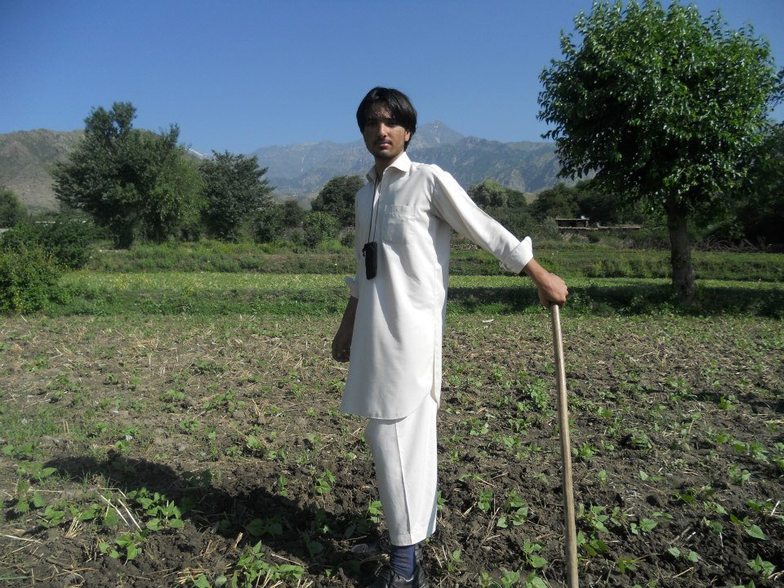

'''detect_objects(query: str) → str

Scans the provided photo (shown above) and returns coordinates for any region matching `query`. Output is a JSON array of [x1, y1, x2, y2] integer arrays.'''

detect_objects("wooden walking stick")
[[550, 304, 579, 587]]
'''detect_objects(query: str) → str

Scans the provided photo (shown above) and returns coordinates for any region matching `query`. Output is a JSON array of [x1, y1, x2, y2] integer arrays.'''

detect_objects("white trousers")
[[365, 395, 439, 546]]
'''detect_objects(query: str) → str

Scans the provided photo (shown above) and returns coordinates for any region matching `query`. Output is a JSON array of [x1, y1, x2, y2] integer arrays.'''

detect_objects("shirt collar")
[[366, 151, 412, 182]]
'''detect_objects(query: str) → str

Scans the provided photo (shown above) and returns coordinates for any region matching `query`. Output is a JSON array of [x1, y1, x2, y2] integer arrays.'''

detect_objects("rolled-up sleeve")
[[432, 168, 533, 274], [499, 236, 533, 274]]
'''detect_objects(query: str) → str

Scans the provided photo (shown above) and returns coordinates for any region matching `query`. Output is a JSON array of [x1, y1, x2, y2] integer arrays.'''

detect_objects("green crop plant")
[[616, 555, 639, 574], [99, 531, 144, 561], [445, 548, 464, 574], [479, 570, 516, 587], [497, 490, 529, 529], [365, 499, 383, 525], [520, 378, 551, 412], [747, 555, 775, 580], [226, 540, 305, 587], [728, 465, 752, 486], [477, 489, 494, 513], [127, 488, 185, 531], [521, 540, 547, 570], [244, 434, 265, 456], [630, 517, 658, 535], [576, 441, 597, 461], [668, 546, 700, 563], [314, 469, 336, 496], [13, 479, 45, 516], [179, 418, 200, 434], [161, 388, 187, 404], [468, 416, 491, 437], [246, 516, 283, 538], [730, 514, 767, 540], [577, 503, 611, 558]]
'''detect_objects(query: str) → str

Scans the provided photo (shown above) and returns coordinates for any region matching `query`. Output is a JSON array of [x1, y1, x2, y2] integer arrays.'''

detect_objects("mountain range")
[[253, 122, 563, 201], [0, 123, 563, 212]]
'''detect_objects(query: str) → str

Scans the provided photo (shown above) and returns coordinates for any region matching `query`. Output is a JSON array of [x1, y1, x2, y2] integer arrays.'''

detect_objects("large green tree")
[[468, 179, 509, 208], [538, 0, 782, 303], [53, 102, 203, 247], [310, 175, 363, 228], [199, 152, 273, 241], [530, 183, 580, 221]]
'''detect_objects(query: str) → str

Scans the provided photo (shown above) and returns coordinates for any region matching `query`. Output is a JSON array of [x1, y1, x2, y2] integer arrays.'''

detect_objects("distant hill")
[[0, 123, 564, 212], [0, 129, 82, 212], [253, 122, 563, 201]]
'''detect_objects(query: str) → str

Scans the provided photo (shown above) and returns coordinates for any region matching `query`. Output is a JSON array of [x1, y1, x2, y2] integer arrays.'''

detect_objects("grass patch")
[[55, 272, 784, 318], [87, 240, 784, 282]]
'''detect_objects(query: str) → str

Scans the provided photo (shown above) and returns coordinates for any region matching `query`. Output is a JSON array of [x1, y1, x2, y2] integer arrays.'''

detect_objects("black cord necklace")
[[362, 173, 381, 279]]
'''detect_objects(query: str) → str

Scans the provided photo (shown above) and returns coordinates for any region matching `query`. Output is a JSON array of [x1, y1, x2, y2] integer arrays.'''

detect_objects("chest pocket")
[[381, 205, 416, 245]]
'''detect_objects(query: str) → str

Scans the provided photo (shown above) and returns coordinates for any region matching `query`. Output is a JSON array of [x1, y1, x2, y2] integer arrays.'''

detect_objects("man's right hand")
[[332, 329, 352, 362], [521, 258, 569, 307], [332, 297, 358, 362]]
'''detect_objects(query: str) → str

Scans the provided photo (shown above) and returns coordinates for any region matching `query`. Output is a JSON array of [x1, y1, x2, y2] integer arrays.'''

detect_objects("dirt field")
[[1, 311, 782, 586]]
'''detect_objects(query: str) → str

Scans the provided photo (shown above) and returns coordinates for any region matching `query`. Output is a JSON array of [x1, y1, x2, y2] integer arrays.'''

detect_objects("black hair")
[[356, 87, 417, 147]]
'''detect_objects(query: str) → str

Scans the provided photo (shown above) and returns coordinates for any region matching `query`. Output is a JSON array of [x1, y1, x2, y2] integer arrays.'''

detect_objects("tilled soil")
[[1, 312, 782, 586]]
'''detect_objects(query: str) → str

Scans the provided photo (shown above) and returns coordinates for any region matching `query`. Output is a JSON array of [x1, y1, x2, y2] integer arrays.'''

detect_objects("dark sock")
[[390, 543, 416, 579]]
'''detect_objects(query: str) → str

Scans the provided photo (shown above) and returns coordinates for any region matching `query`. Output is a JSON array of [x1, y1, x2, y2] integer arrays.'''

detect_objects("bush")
[[530, 217, 562, 241], [484, 206, 536, 238], [253, 205, 285, 244], [0, 218, 95, 269], [0, 187, 26, 228], [38, 218, 96, 269], [303, 212, 339, 249], [0, 245, 63, 313], [340, 228, 355, 249], [0, 222, 40, 253]]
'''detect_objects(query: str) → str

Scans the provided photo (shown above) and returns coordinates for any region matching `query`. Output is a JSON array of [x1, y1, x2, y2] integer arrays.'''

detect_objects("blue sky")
[[2, 0, 782, 155]]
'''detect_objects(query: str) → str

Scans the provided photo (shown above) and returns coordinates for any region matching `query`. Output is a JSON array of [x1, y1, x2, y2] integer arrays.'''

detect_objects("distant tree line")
[[2, 117, 782, 254], [7, 101, 357, 251]]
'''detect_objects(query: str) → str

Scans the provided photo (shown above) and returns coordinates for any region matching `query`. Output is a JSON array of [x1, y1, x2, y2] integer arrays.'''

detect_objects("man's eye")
[[367, 117, 398, 127]]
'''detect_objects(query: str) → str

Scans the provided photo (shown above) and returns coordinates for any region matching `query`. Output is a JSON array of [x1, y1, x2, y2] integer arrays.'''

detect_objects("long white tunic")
[[341, 152, 533, 419]]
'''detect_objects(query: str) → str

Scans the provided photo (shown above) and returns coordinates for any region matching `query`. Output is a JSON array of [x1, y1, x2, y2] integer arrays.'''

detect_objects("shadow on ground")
[[45, 453, 377, 584], [448, 283, 784, 317]]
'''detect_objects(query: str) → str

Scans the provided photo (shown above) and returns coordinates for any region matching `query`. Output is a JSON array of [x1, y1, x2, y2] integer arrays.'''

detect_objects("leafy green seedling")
[[522, 540, 547, 570], [368, 500, 383, 524], [747, 555, 775, 579], [477, 489, 493, 513], [314, 469, 336, 496]]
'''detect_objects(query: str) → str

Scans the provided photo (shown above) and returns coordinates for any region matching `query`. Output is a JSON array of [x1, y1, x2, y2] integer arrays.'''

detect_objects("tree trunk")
[[665, 202, 696, 305], [112, 218, 138, 249]]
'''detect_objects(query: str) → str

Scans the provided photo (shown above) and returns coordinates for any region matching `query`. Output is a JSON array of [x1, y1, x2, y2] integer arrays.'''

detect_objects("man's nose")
[[374, 121, 390, 134]]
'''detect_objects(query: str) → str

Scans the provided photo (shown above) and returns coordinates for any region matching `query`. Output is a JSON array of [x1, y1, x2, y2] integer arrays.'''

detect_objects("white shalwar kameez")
[[341, 152, 533, 545]]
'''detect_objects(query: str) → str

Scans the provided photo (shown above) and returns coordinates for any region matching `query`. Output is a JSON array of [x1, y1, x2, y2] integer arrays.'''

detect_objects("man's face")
[[362, 105, 411, 167]]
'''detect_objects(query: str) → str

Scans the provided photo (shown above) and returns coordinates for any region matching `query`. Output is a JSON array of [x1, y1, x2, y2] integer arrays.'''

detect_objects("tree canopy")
[[200, 152, 273, 241], [468, 179, 509, 208], [310, 175, 363, 228], [538, 0, 782, 302], [53, 102, 203, 247]]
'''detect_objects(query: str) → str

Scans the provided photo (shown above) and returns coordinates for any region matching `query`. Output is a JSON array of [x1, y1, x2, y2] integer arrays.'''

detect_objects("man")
[[332, 87, 568, 587]]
